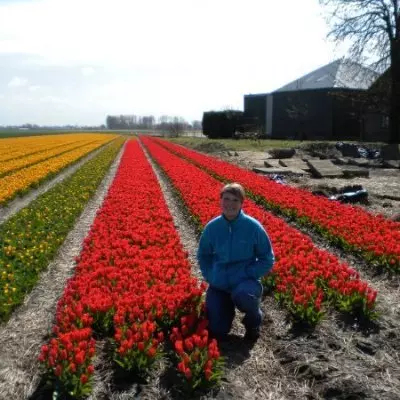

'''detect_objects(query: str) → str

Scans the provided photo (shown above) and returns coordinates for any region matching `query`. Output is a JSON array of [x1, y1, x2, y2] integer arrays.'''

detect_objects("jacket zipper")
[[227, 223, 233, 288]]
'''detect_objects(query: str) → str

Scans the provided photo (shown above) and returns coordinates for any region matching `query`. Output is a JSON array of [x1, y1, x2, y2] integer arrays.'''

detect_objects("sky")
[[0, 0, 345, 126]]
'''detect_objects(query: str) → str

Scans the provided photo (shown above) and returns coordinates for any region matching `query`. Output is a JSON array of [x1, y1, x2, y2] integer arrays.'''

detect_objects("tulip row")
[[0, 137, 104, 177], [39, 140, 222, 398], [141, 137, 377, 325], [0, 133, 96, 162], [170, 313, 224, 390], [152, 138, 400, 273], [0, 137, 125, 322], [0, 134, 118, 206]]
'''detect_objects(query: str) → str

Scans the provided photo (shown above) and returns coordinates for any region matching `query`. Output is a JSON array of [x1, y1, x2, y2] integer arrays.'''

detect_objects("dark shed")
[[244, 58, 379, 140]]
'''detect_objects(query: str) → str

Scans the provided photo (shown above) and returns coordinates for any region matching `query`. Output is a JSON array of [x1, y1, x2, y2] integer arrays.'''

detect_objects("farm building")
[[244, 58, 387, 141]]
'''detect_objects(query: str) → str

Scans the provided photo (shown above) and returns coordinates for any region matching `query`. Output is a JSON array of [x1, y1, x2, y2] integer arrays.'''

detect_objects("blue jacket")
[[197, 210, 275, 292]]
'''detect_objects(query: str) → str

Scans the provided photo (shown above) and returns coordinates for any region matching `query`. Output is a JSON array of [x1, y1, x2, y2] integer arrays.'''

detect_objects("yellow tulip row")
[[0, 134, 118, 205], [0, 138, 102, 177], [0, 133, 100, 162]]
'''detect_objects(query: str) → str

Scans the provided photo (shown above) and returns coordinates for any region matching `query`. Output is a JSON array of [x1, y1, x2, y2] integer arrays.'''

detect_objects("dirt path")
[[0, 144, 125, 400]]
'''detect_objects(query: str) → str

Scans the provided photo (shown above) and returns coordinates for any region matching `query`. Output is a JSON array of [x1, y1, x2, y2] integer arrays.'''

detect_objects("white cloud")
[[8, 76, 28, 87], [8, 93, 34, 103], [29, 85, 41, 91], [81, 67, 95, 77], [38, 95, 67, 104]]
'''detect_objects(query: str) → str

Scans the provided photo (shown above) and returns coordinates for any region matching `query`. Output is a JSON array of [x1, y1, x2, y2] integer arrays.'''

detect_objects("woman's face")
[[221, 192, 242, 220]]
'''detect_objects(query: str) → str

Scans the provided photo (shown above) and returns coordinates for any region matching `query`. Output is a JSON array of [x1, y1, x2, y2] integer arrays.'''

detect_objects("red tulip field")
[[0, 135, 399, 399]]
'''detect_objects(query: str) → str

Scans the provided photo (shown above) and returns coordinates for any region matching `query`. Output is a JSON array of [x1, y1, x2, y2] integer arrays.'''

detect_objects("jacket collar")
[[222, 209, 245, 224]]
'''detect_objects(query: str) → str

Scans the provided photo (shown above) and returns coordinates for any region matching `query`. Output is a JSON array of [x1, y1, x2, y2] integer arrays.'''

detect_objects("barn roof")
[[273, 58, 379, 93]]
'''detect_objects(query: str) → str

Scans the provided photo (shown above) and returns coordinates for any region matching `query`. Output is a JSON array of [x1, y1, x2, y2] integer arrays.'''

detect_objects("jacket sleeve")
[[247, 225, 275, 280], [197, 226, 214, 283]]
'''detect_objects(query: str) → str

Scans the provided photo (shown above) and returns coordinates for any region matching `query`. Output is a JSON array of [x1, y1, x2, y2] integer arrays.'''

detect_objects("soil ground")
[[0, 139, 399, 399], [196, 141, 400, 221]]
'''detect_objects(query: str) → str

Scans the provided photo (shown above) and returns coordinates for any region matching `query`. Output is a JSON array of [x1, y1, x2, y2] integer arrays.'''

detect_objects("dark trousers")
[[206, 279, 263, 336]]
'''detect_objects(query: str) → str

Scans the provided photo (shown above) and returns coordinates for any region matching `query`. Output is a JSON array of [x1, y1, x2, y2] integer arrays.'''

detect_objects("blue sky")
[[0, 0, 345, 126]]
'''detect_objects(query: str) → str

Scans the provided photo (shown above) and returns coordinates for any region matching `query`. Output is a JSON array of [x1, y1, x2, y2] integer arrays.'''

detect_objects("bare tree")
[[191, 120, 202, 130], [156, 116, 188, 137], [167, 117, 186, 137], [320, 0, 400, 143]]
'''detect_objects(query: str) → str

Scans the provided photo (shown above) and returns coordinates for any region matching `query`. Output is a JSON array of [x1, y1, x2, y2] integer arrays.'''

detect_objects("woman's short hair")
[[220, 183, 245, 202]]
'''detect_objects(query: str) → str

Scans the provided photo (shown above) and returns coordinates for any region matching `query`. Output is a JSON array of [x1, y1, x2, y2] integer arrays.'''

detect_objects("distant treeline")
[[106, 115, 202, 131]]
